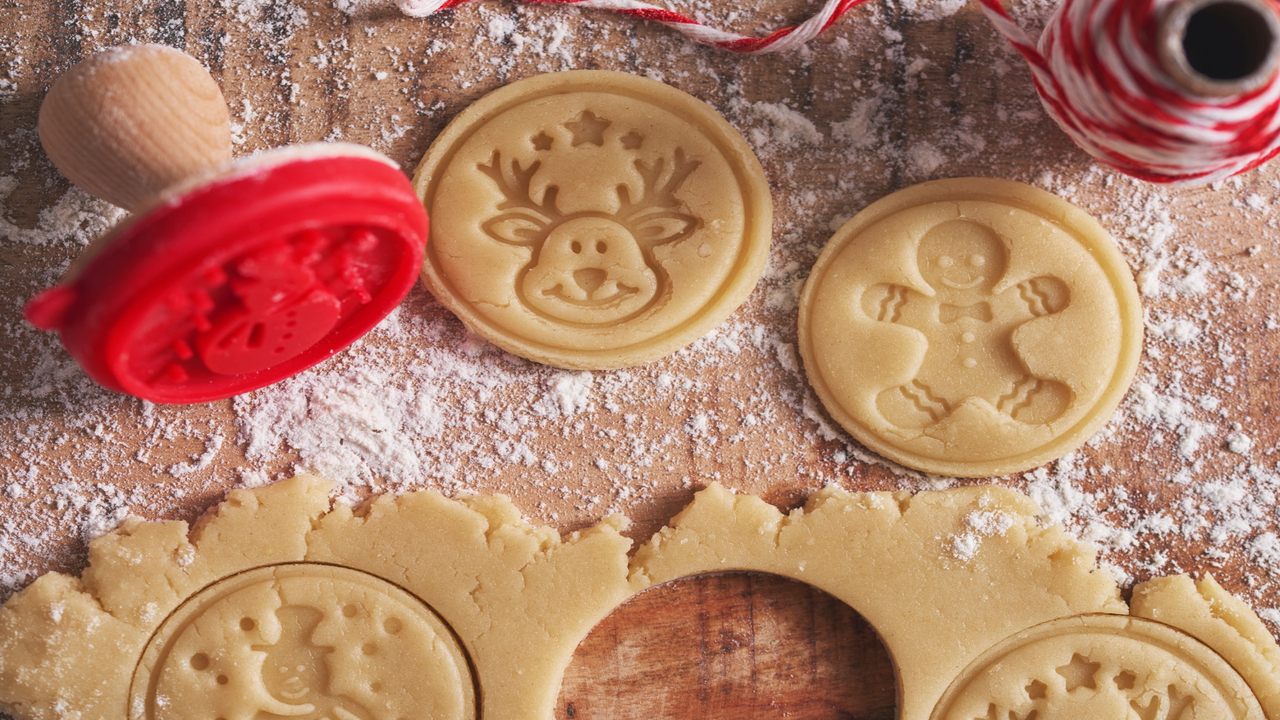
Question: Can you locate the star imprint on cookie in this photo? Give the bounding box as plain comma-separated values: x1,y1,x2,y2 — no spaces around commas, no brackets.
1114,670,1137,690
531,131,554,151
564,110,610,146
620,131,644,149
1056,653,1101,691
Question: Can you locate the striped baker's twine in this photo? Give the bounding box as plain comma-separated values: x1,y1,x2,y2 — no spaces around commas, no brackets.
399,0,1280,184
396,0,872,52
977,0,1280,183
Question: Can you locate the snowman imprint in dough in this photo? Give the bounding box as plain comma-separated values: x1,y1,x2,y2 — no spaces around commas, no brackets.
861,220,1074,429
252,605,374,720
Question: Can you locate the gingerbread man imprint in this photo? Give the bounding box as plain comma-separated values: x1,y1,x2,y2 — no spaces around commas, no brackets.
798,178,1144,476
861,220,1074,429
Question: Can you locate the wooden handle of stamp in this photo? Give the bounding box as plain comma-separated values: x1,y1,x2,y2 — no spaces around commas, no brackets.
1158,0,1280,98
38,44,232,212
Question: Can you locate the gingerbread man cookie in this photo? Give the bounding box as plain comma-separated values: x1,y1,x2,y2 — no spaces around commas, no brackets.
863,222,1073,428
800,178,1143,477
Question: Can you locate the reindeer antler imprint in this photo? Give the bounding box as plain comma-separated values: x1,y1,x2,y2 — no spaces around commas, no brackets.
416,71,772,369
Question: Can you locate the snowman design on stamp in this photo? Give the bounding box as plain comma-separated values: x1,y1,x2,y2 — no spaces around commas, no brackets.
860,220,1073,429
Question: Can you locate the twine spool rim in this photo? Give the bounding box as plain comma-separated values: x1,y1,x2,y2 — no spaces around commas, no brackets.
1158,0,1280,98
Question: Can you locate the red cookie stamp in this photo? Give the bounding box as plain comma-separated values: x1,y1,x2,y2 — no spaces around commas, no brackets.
25,45,426,404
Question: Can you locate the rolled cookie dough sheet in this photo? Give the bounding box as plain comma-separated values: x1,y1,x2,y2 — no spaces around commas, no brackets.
0,478,1275,720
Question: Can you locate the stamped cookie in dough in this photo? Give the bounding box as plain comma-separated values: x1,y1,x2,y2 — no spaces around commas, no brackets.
414,70,772,369
3,478,1277,720
932,615,1264,720
130,564,474,720
799,178,1143,477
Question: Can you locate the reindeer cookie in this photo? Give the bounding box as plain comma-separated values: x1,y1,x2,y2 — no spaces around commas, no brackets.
798,178,1143,477
414,71,772,369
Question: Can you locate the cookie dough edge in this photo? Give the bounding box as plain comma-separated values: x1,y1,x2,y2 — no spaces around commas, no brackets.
0,475,336,720
630,481,1127,720
0,572,143,720
1131,574,1280,719
7,476,1277,720
302,483,638,720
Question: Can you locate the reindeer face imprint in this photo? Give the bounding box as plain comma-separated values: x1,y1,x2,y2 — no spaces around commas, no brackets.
799,179,1143,477
525,216,656,322
476,146,702,327
416,71,772,369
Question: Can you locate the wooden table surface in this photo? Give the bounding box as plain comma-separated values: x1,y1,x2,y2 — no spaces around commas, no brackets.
2,0,1279,717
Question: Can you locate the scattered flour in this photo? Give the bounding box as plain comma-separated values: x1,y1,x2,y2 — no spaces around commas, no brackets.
0,0,1279,636
741,100,824,149
948,500,1016,563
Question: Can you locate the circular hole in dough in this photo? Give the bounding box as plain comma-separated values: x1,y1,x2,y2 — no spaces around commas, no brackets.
556,572,896,718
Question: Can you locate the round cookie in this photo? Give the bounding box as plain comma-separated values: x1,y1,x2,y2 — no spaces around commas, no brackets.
130,564,475,720
798,178,1142,477
413,70,772,369
932,615,1265,720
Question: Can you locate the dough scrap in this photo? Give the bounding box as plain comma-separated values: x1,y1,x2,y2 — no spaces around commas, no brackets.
631,483,1126,720
798,177,1144,477
0,477,1274,720
1131,574,1280,718
413,70,773,369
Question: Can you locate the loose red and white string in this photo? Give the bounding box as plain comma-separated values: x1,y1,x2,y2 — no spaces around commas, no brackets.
396,0,1280,184
397,0,872,53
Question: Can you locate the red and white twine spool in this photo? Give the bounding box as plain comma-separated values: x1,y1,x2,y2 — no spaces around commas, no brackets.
400,0,1280,185
978,0,1280,183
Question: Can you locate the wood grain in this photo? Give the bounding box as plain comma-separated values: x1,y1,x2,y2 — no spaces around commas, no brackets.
2,0,1280,718
556,572,897,720
37,44,232,212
